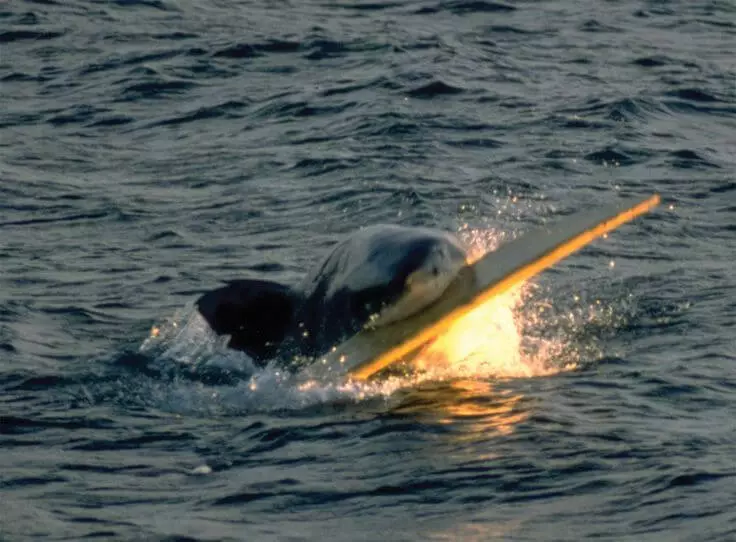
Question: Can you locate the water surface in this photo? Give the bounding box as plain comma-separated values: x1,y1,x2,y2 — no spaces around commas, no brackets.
1,0,735,540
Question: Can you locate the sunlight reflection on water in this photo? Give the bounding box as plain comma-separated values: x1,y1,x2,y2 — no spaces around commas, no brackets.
139,224,603,418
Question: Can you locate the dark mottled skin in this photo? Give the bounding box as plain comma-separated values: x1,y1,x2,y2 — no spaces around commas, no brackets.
197,225,466,366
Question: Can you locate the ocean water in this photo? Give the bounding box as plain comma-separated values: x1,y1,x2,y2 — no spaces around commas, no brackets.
1,0,735,540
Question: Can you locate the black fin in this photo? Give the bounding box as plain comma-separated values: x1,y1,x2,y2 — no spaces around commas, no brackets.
196,279,301,363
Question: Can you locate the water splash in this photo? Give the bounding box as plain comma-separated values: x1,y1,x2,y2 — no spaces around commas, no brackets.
410,226,577,382
137,225,613,415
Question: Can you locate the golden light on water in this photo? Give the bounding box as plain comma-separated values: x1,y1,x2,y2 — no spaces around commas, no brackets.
408,227,575,383
370,227,580,438
390,378,529,437
413,286,525,378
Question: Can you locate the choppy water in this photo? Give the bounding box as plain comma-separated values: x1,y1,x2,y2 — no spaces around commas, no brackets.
2,0,735,540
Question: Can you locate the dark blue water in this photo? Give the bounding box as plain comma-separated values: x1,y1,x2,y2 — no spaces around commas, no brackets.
2,0,735,539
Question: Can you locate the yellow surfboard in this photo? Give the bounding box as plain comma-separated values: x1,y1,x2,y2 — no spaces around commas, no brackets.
316,194,660,381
